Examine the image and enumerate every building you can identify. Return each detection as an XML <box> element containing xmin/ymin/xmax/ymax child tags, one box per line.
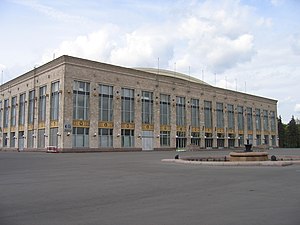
<box><xmin>0</xmin><ymin>55</ymin><xmax>278</xmax><ymax>152</ymax></box>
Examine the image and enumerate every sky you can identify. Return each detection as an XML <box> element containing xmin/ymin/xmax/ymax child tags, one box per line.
<box><xmin>0</xmin><ymin>0</ymin><xmax>300</xmax><ymax>123</ymax></box>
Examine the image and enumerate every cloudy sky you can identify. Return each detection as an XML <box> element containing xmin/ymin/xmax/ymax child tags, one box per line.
<box><xmin>0</xmin><ymin>0</ymin><xmax>300</xmax><ymax>122</ymax></box>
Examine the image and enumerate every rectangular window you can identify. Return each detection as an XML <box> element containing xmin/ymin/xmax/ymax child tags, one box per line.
<box><xmin>176</xmin><ymin>96</ymin><xmax>186</xmax><ymax>126</ymax></box>
<box><xmin>191</xmin><ymin>99</ymin><xmax>200</xmax><ymax>127</ymax></box>
<box><xmin>237</xmin><ymin>106</ymin><xmax>244</xmax><ymax>130</ymax></box>
<box><xmin>98</xmin><ymin>128</ymin><xmax>113</xmax><ymax>147</ymax></box>
<box><xmin>10</xmin><ymin>132</ymin><xmax>16</xmax><ymax>147</ymax></box>
<box><xmin>160</xmin><ymin>94</ymin><xmax>170</xmax><ymax>125</ymax></box>
<box><xmin>19</xmin><ymin>93</ymin><xmax>26</xmax><ymax>126</ymax></box>
<box><xmin>121</xmin><ymin>129</ymin><xmax>134</xmax><ymax>147</ymax></box>
<box><xmin>99</xmin><ymin>84</ymin><xmax>113</xmax><ymax>121</ymax></box>
<box><xmin>39</xmin><ymin>86</ymin><xmax>47</xmax><ymax>122</ymax></box>
<box><xmin>227</xmin><ymin>104</ymin><xmax>234</xmax><ymax>130</ymax></box>
<box><xmin>142</xmin><ymin>91</ymin><xmax>153</xmax><ymax>124</ymax></box>
<box><xmin>263</xmin><ymin>110</ymin><xmax>269</xmax><ymax>130</ymax></box>
<box><xmin>121</xmin><ymin>88</ymin><xmax>134</xmax><ymax>123</ymax></box>
<box><xmin>28</xmin><ymin>90</ymin><xmax>35</xmax><ymax>124</ymax></box>
<box><xmin>51</xmin><ymin>82</ymin><xmax>60</xmax><ymax>121</ymax></box>
<box><xmin>255</xmin><ymin>109</ymin><xmax>261</xmax><ymax>131</ymax></box>
<box><xmin>11</xmin><ymin>96</ymin><xmax>17</xmax><ymax>127</ymax></box>
<box><xmin>27</xmin><ymin>130</ymin><xmax>34</xmax><ymax>148</ymax></box>
<box><xmin>270</xmin><ymin>111</ymin><xmax>276</xmax><ymax>132</ymax></box>
<box><xmin>3</xmin><ymin>133</ymin><xmax>8</xmax><ymax>147</ymax></box>
<box><xmin>204</xmin><ymin>101</ymin><xmax>212</xmax><ymax>128</ymax></box>
<box><xmin>0</xmin><ymin>100</ymin><xmax>2</xmax><ymax>129</ymax></box>
<box><xmin>247</xmin><ymin>107</ymin><xmax>253</xmax><ymax>130</ymax></box>
<box><xmin>49</xmin><ymin>128</ymin><xmax>58</xmax><ymax>147</ymax></box>
<box><xmin>3</xmin><ymin>99</ymin><xmax>9</xmax><ymax>128</ymax></box>
<box><xmin>191</xmin><ymin>132</ymin><xmax>200</xmax><ymax>146</ymax></box>
<box><xmin>72</xmin><ymin>127</ymin><xmax>89</xmax><ymax>147</ymax></box>
<box><xmin>176</xmin><ymin>131</ymin><xmax>186</xmax><ymax>149</ymax></box>
<box><xmin>216</xmin><ymin>102</ymin><xmax>224</xmax><ymax>128</ymax></box>
<box><xmin>38</xmin><ymin>129</ymin><xmax>45</xmax><ymax>148</ymax></box>
<box><xmin>160</xmin><ymin>131</ymin><xmax>170</xmax><ymax>147</ymax></box>
<box><xmin>73</xmin><ymin>81</ymin><xmax>90</xmax><ymax>120</ymax></box>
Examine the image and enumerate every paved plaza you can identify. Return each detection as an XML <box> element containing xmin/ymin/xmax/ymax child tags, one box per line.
<box><xmin>0</xmin><ymin>149</ymin><xmax>300</xmax><ymax>225</ymax></box>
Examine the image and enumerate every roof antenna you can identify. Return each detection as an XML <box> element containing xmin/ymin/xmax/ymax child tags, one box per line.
<box><xmin>157</xmin><ymin>57</ymin><xmax>160</xmax><ymax>75</ymax></box>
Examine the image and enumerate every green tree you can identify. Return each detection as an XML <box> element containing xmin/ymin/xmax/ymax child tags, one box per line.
<box><xmin>278</xmin><ymin>116</ymin><xmax>287</xmax><ymax>147</ymax></box>
<box><xmin>286</xmin><ymin>116</ymin><xmax>300</xmax><ymax>148</ymax></box>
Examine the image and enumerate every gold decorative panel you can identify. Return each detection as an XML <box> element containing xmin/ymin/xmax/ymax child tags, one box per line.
<box><xmin>217</xmin><ymin>128</ymin><xmax>224</xmax><ymax>133</ymax></box>
<box><xmin>248</xmin><ymin>130</ymin><xmax>253</xmax><ymax>135</ymax></box>
<box><xmin>72</xmin><ymin>120</ymin><xmax>90</xmax><ymax>128</ymax></box>
<box><xmin>121</xmin><ymin>123</ymin><xmax>135</xmax><ymax>129</ymax></box>
<box><xmin>238</xmin><ymin>130</ymin><xmax>244</xmax><ymax>134</ymax></box>
<box><xmin>160</xmin><ymin>125</ymin><xmax>171</xmax><ymax>131</ymax></box>
<box><xmin>38</xmin><ymin>122</ymin><xmax>45</xmax><ymax>129</ymax></box>
<box><xmin>191</xmin><ymin>127</ymin><xmax>200</xmax><ymax>132</ymax></box>
<box><xmin>11</xmin><ymin>126</ymin><xmax>16</xmax><ymax>132</ymax></box>
<box><xmin>142</xmin><ymin>124</ymin><xmax>154</xmax><ymax>131</ymax></box>
<box><xmin>256</xmin><ymin>130</ymin><xmax>261</xmax><ymax>135</ymax></box>
<box><xmin>205</xmin><ymin>128</ymin><xmax>212</xmax><ymax>133</ymax></box>
<box><xmin>228</xmin><ymin>129</ymin><xmax>234</xmax><ymax>134</ymax></box>
<box><xmin>18</xmin><ymin>125</ymin><xmax>24</xmax><ymax>131</ymax></box>
<box><xmin>98</xmin><ymin>121</ymin><xmax>114</xmax><ymax>128</ymax></box>
<box><xmin>50</xmin><ymin>120</ymin><xmax>58</xmax><ymax>128</ymax></box>
<box><xmin>176</xmin><ymin>126</ymin><xmax>186</xmax><ymax>132</ymax></box>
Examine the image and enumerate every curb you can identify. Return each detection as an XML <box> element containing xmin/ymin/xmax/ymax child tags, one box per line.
<box><xmin>161</xmin><ymin>159</ymin><xmax>300</xmax><ymax>167</ymax></box>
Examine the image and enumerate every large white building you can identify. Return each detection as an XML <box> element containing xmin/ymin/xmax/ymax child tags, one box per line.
<box><xmin>0</xmin><ymin>56</ymin><xmax>278</xmax><ymax>152</ymax></box>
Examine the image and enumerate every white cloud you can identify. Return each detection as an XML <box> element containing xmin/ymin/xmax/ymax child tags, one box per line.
<box><xmin>290</xmin><ymin>34</ymin><xmax>300</xmax><ymax>55</ymax></box>
<box><xmin>295</xmin><ymin>104</ymin><xmax>300</xmax><ymax>113</ymax></box>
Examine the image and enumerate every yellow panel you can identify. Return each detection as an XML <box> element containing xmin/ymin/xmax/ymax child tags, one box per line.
<box><xmin>191</xmin><ymin>127</ymin><xmax>200</xmax><ymax>132</ymax></box>
<box><xmin>248</xmin><ymin>130</ymin><xmax>253</xmax><ymax>135</ymax></box>
<box><xmin>217</xmin><ymin>128</ymin><xmax>224</xmax><ymax>133</ymax></box>
<box><xmin>18</xmin><ymin>125</ymin><xmax>24</xmax><ymax>131</ymax></box>
<box><xmin>72</xmin><ymin>120</ymin><xmax>90</xmax><ymax>128</ymax></box>
<box><xmin>160</xmin><ymin>125</ymin><xmax>171</xmax><ymax>131</ymax></box>
<box><xmin>121</xmin><ymin>123</ymin><xmax>135</xmax><ymax>129</ymax></box>
<box><xmin>205</xmin><ymin>128</ymin><xmax>212</xmax><ymax>133</ymax></box>
<box><xmin>11</xmin><ymin>126</ymin><xmax>16</xmax><ymax>132</ymax></box>
<box><xmin>50</xmin><ymin>120</ymin><xmax>59</xmax><ymax>128</ymax></box>
<box><xmin>238</xmin><ymin>130</ymin><xmax>244</xmax><ymax>134</ymax></box>
<box><xmin>98</xmin><ymin>121</ymin><xmax>114</xmax><ymax>128</ymax></box>
<box><xmin>28</xmin><ymin>124</ymin><xmax>34</xmax><ymax>130</ymax></box>
<box><xmin>142</xmin><ymin>124</ymin><xmax>154</xmax><ymax>131</ymax></box>
<box><xmin>38</xmin><ymin>122</ymin><xmax>45</xmax><ymax>129</ymax></box>
<box><xmin>177</xmin><ymin>126</ymin><xmax>186</xmax><ymax>132</ymax></box>
<box><xmin>228</xmin><ymin>129</ymin><xmax>234</xmax><ymax>134</ymax></box>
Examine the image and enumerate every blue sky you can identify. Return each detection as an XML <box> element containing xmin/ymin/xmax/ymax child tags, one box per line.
<box><xmin>1</xmin><ymin>0</ymin><xmax>300</xmax><ymax>123</ymax></box>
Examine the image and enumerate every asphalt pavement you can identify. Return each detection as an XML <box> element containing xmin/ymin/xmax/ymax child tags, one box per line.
<box><xmin>0</xmin><ymin>149</ymin><xmax>300</xmax><ymax>225</ymax></box>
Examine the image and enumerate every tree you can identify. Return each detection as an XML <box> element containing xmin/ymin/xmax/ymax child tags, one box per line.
<box><xmin>278</xmin><ymin>116</ymin><xmax>287</xmax><ymax>147</ymax></box>
<box><xmin>286</xmin><ymin>116</ymin><xmax>300</xmax><ymax>148</ymax></box>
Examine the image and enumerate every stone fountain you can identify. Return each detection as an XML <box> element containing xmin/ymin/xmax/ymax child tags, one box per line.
<box><xmin>229</xmin><ymin>139</ymin><xmax>268</xmax><ymax>161</ymax></box>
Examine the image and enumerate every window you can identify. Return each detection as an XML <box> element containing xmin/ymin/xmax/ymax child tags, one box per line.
<box><xmin>191</xmin><ymin>132</ymin><xmax>200</xmax><ymax>146</ymax></box>
<box><xmin>99</xmin><ymin>85</ymin><xmax>113</xmax><ymax>121</ymax></box>
<box><xmin>216</xmin><ymin>102</ymin><xmax>224</xmax><ymax>128</ymax></box>
<box><xmin>255</xmin><ymin>109</ymin><xmax>261</xmax><ymax>131</ymax></box>
<box><xmin>39</xmin><ymin>86</ymin><xmax>47</xmax><ymax>122</ymax></box>
<box><xmin>3</xmin><ymin>133</ymin><xmax>8</xmax><ymax>147</ymax></box>
<box><xmin>27</xmin><ymin>130</ymin><xmax>34</xmax><ymax>148</ymax></box>
<box><xmin>0</xmin><ymin>100</ymin><xmax>2</xmax><ymax>129</ymax></box>
<box><xmin>176</xmin><ymin>131</ymin><xmax>186</xmax><ymax>149</ymax></box>
<box><xmin>10</xmin><ymin>132</ymin><xmax>16</xmax><ymax>147</ymax></box>
<box><xmin>3</xmin><ymin>99</ymin><xmax>9</xmax><ymax>128</ymax></box>
<box><xmin>191</xmin><ymin>99</ymin><xmax>200</xmax><ymax>127</ymax></box>
<box><xmin>176</xmin><ymin>96</ymin><xmax>186</xmax><ymax>126</ymax></box>
<box><xmin>204</xmin><ymin>101</ymin><xmax>212</xmax><ymax>128</ymax></box>
<box><xmin>247</xmin><ymin>107</ymin><xmax>253</xmax><ymax>130</ymax></box>
<box><xmin>50</xmin><ymin>128</ymin><xmax>58</xmax><ymax>147</ymax></box>
<box><xmin>227</xmin><ymin>104</ymin><xmax>234</xmax><ymax>130</ymax></box>
<box><xmin>160</xmin><ymin>94</ymin><xmax>170</xmax><ymax>125</ymax></box>
<box><xmin>28</xmin><ymin>90</ymin><xmax>35</xmax><ymax>125</ymax></box>
<box><xmin>121</xmin><ymin>129</ymin><xmax>134</xmax><ymax>147</ymax></box>
<box><xmin>73</xmin><ymin>127</ymin><xmax>89</xmax><ymax>147</ymax></box>
<box><xmin>263</xmin><ymin>110</ymin><xmax>269</xmax><ymax>131</ymax></box>
<box><xmin>270</xmin><ymin>111</ymin><xmax>276</xmax><ymax>132</ymax></box>
<box><xmin>142</xmin><ymin>91</ymin><xmax>153</xmax><ymax>124</ymax></box>
<box><xmin>99</xmin><ymin>128</ymin><xmax>113</xmax><ymax>147</ymax></box>
<box><xmin>38</xmin><ymin>129</ymin><xmax>45</xmax><ymax>148</ymax></box>
<box><xmin>121</xmin><ymin>88</ymin><xmax>134</xmax><ymax>123</ymax></box>
<box><xmin>160</xmin><ymin>131</ymin><xmax>170</xmax><ymax>147</ymax></box>
<box><xmin>19</xmin><ymin>93</ymin><xmax>26</xmax><ymax>126</ymax></box>
<box><xmin>237</xmin><ymin>106</ymin><xmax>244</xmax><ymax>130</ymax></box>
<box><xmin>11</xmin><ymin>96</ymin><xmax>17</xmax><ymax>127</ymax></box>
<box><xmin>73</xmin><ymin>81</ymin><xmax>90</xmax><ymax>120</ymax></box>
<box><xmin>51</xmin><ymin>82</ymin><xmax>60</xmax><ymax>121</ymax></box>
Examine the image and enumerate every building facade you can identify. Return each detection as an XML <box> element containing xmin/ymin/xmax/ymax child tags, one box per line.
<box><xmin>0</xmin><ymin>56</ymin><xmax>278</xmax><ymax>151</ymax></box>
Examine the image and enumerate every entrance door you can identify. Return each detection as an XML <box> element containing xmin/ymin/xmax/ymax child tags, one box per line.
<box><xmin>142</xmin><ymin>131</ymin><xmax>153</xmax><ymax>151</ymax></box>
